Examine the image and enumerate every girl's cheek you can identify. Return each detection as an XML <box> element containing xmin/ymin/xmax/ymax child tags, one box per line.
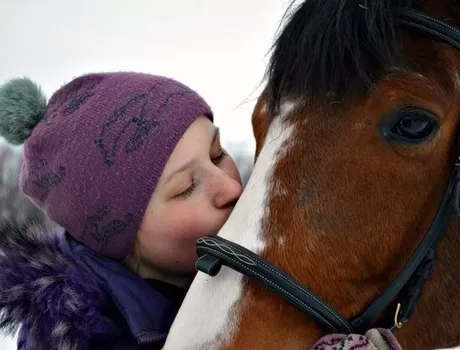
<box><xmin>168</xmin><ymin>207</ymin><xmax>207</xmax><ymax>238</ymax></box>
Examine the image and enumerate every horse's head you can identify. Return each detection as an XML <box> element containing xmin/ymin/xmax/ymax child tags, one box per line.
<box><xmin>165</xmin><ymin>0</ymin><xmax>460</xmax><ymax>349</ymax></box>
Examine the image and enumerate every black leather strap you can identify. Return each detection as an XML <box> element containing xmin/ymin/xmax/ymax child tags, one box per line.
<box><xmin>399</xmin><ymin>9</ymin><xmax>460</xmax><ymax>51</ymax></box>
<box><xmin>196</xmin><ymin>236</ymin><xmax>353</xmax><ymax>333</ymax></box>
<box><xmin>351</xmin><ymin>163</ymin><xmax>459</xmax><ymax>331</ymax></box>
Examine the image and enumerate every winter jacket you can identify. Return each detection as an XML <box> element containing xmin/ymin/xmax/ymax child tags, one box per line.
<box><xmin>0</xmin><ymin>222</ymin><xmax>187</xmax><ymax>350</ymax></box>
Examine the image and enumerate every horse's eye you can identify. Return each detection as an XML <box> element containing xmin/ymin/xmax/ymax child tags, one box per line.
<box><xmin>382</xmin><ymin>108</ymin><xmax>439</xmax><ymax>144</ymax></box>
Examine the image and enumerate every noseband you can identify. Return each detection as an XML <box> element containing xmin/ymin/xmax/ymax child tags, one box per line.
<box><xmin>195</xmin><ymin>8</ymin><xmax>460</xmax><ymax>335</ymax></box>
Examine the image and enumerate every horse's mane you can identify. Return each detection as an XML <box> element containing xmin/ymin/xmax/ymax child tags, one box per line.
<box><xmin>265</xmin><ymin>0</ymin><xmax>416</xmax><ymax>111</ymax></box>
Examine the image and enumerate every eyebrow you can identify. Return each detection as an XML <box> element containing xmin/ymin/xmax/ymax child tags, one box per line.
<box><xmin>164</xmin><ymin>126</ymin><xmax>220</xmax><ymax>185</ymax></box>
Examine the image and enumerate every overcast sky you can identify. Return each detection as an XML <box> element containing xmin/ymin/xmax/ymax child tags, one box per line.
<box><xmin>0</xmin><ymin>0</ymin><xmax>289</xmax><ymax>347</ymax></box>
<box><xmin>1</xmin><ymin>0</ymin><xmax>290</xmax><ymax>155</ymax></box>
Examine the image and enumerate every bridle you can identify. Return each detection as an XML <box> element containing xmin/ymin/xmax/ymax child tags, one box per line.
<box><xmin>194</xmin><ymin>8</ymin><xmax>460</xmax><ymax>335</ymax></box>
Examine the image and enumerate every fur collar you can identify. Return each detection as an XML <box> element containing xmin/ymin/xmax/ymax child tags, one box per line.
<box><xmin>0</xmin><ymin>219</ymin><xmax>107</xmax><ymax>349</ymax></box>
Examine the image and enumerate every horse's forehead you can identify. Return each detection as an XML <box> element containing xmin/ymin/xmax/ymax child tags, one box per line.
<box><xmin>220</xmin><ymin>100</ymin><xmax>297</xmax><ymax>243</ymax></box>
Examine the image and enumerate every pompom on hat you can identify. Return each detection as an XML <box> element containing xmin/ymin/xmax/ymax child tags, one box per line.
<box><xmin>0</xmin><ymin>72</ymin><xmax>213</xmax><ymax>259</ymax></box>
<box><xmin>0</xmin><ymin>78</ymin><xmax>47</xmax><ymax>145</ymax></box>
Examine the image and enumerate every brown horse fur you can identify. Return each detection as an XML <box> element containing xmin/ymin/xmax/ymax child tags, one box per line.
<box><xmin>227</xmin><ymin>0</ymin><xmax>460</xmax><ymax>349</ymax></box>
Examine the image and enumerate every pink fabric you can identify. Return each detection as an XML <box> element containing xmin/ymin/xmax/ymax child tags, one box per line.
<box><xmin>312</xmin><ymin>328</ymin><xmax>402</xmax><ymax>350</ymax></box>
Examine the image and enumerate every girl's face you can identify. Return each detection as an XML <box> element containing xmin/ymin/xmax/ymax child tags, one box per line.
<box><xmin>135</xmin><ymin>116</ymin><xmax>242</xmax><ymax>281</ymax></box>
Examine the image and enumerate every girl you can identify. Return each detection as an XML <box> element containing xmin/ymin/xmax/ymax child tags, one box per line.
<box><xmin>0</xmin><ymin>72</ymin><xmax>242</xmax><ymax>350</ymax></box>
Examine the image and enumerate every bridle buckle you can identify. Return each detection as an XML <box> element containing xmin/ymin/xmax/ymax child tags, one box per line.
<box><xmin>393</xmin><ymin>303</ymin><xmax>404</xmax><ymax>330</ymax></box>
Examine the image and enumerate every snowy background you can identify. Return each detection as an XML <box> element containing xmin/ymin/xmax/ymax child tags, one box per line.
<box><xmin>0</xmin><ymin>0</ymin><xmax>289</xmax><ymax>347</ymax></box>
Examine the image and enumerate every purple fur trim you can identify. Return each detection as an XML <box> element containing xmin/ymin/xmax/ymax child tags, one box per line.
<box><xmin>0</xmin><ymin>220</ymin><xmax>106</xmax><ymax>350</ymax></box>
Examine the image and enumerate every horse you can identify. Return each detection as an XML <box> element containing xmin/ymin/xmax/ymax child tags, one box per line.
<box><xmin>164</xmin><ymin>0</ymin><xmax>460</xmax><ymax>349</ymax></box>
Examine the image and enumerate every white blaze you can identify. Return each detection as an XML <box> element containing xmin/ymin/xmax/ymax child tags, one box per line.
<box><xmin>163</xmin><ymin>102</ymin><xmax>296</xmax><ymax>349</ymax></box>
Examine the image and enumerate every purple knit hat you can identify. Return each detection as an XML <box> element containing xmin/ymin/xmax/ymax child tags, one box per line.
<box><xmin>0</xmin><ymin>72</ymin><xmax>213</xmax><ymax>259</ymax></box>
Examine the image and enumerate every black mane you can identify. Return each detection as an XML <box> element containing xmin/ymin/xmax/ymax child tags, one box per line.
<box><xmin>265</xmin><ymin>0</ymin><xmax>415</xmax><ymax>111</ymax></box>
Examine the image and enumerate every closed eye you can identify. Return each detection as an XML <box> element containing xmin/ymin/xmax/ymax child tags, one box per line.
<box><xmin>174</xmin><ymin>180</ymin><xmax>196</xmax><ymax>199</ymax></box>
<box><xmin>211</xmin><ymin>150</ymin><xmax>227</xmax><ymax>164</ymax></box>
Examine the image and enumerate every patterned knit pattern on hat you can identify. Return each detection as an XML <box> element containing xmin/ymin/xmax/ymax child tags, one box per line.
<box><xmin>0</xmin><ymin>72</ymin><xmax>213</xmax><ymax>259</ymax></box>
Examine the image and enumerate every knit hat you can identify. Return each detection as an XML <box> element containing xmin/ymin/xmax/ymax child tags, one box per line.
<box><xmin>0</xmin><ymin>72</ymin><xmax>213</xmax><ymax>259</ymax></box>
